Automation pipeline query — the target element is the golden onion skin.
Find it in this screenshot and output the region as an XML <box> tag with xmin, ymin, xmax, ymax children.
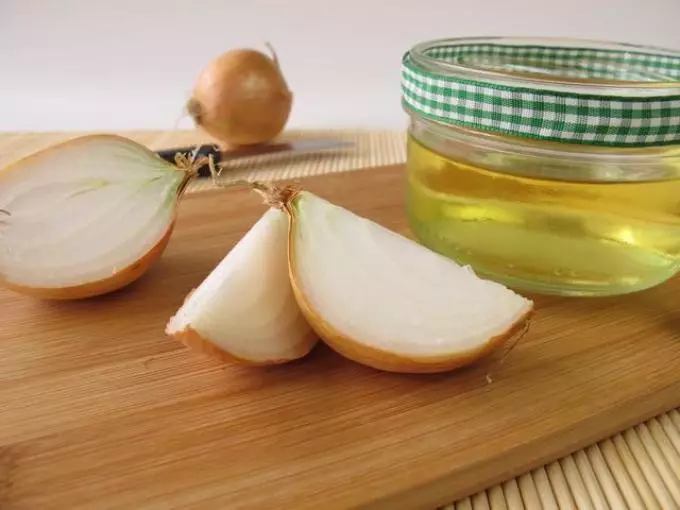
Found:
<box><xmin>188</xmin><ymin>48</ymin><xmax>293</xmax><ymax>147</ymax></box>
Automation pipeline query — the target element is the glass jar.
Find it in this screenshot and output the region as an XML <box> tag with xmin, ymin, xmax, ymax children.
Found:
<box><xmin>402</xmin><ymin>37</ymin><xmax>680</xmax><ymax>296</ymax></box>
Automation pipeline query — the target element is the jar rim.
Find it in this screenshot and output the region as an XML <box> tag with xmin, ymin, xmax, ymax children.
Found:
<box><xmin>402</xmin><ymin>36</ymin><xmax>680</xmax><ymax>147</ymax></box>
<box><xmin>409</xmin><ymin>36</ymin><xmax>680</xmax><ymax>95</ymax></box>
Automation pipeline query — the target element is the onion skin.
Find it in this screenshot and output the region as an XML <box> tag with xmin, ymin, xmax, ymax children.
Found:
<box><xmin>0</xmin><ymin>222</ymin><xmax>175</xmax><ymax>300</ymax></box>
<box><xmin>169</xmin><ymin>324</ymin><xmax>317</xmax><ymax>366</ymax></box>
<box><xmin>286</xmin><ymin>209</ymin><xmax>534</xmax><ymax>374</ymax></box>
<box><xmin>188</xmin><ymin>48</ymin><xmax>293</xmax><ymax>146</ymax></box>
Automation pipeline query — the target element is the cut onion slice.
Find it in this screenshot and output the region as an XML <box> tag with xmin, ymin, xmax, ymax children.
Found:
<box><xmin>166</xmin><ymin>208</ymin><xmax>317</xmax><ymax>365</ymax></box>
<box><xmin>0</xmin><ymin>135</ymin><xmax>189</xmax><ymax>299</ymax></box>
<box><xmin>286</xmin><ymin>191</ymin><xmax>533</xmax><ymax>373</ymax></box>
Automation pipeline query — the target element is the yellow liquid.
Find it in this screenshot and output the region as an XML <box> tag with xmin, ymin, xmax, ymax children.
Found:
<box><xmin>406</xmin><ymin>136</ymin><xmax>680</xmax><ymax>296</ymax></box>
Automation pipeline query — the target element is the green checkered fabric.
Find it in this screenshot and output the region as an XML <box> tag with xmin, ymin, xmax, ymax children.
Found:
<box><xmin>402</xmin><ymin>43</ymin><xmax>680</xmax><ymax>146</ymax></box>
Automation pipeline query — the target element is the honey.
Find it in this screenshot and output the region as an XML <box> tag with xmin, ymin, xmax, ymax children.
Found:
<box><xmin>406</xmin><ymin>135</ymin><xmax>680</xmax><ymax>296</ymax></box>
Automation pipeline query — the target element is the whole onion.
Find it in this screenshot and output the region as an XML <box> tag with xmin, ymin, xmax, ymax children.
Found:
<box><xmin>187</xmin><ymin>44</ymin><xmax>293</xmax><ymax>147</ymax></box>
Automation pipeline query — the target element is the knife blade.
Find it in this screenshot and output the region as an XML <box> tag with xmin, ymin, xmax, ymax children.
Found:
<box><xmin>155</xmin><ymin>138</ymin><xmax>351</xmax><ymax>178</ymax></box>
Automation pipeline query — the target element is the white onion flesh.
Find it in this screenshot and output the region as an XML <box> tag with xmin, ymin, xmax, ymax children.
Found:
<box><xmin>290</xmin><ymin>191</ymin><xmax>532</xmax><ymax>361</ymax></box>
<box><xmin>166</xmin><ymin>208</ymin><xmax>316</xmax><ymax>364</ymax></box>
<box><xmin>0</xmin><ymin>136</ymin><xmax>183</xmax><ymax>290</ymax></box>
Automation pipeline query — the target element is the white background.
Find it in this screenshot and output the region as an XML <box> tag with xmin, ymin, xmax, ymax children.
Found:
<box><xmin>2</xmin><ymin>0</ymin><xmax>679</xmax><ymax>132</ymax></box>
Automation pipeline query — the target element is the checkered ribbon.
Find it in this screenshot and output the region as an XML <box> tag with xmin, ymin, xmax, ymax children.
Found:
<box><xmin>401</xmin><ymin>44</ymin><xmax>680</xmax><ymax>146</ymax></box>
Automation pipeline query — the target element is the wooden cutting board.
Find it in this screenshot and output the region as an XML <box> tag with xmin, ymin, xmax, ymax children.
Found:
<box><xmin>2</xmin><ymin>164</ymin><xmax>679</xmax><ymax>510</ymax></box>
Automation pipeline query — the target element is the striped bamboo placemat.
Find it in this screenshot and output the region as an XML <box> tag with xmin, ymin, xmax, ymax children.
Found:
<box><xmin>0</xmin><ymin>129</ymin><xmax>407</xmax><ymax>190</ymax></box>
<box><xmin>1</xmin><ymin>129</ymin><xmax>678</xmax><ymax>509</ymax></box>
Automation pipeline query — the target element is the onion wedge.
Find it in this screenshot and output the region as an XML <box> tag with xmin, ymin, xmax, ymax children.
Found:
<box><xmin>166</xmin><ymin>208</ymin><xmax>317</xmax><ymax>365</ymax></box>
<box><xmin>283</xmin><ymin>189</ymin><xmax>533</xmax><ymax>373</ymax></box>
<box><xmin>0</xmin><ymin>135</ymin><xmax>193</xmax><ymax>300</ymax></box>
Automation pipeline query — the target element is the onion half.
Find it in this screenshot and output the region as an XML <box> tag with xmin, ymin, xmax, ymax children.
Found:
<box><xmin>283</xmin><ymin>190</ymin><xmax>533</xmax><ymax>373</ymax></box>
<box><xmin>166</xmin><ymin>208</ymin><xmax>317</xmax><ymax>365</ymax></box>
<box><xmin>0</xmin><ymin>135</ymin><xmax>193</xmax><ymax>300</ymax></box>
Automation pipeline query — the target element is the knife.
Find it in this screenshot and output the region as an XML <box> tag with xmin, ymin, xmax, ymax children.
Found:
<box><xmin>155</xmin><ymin>138</ymin><xmax>351</xmax><ymax>178</ymax></box>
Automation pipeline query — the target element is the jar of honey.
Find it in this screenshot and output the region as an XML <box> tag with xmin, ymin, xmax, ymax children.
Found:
<box><xmin>402</xmin><ymin>37</ymin><xmax>680</xmax><ymax>296</ymax></box>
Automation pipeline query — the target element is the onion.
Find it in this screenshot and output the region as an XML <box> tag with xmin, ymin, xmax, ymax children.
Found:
<box><xmin>269</xmin><ymin>185</ymin><xmax>532</xmax><ymax>373</ymax></box>
<box><xmin>165</xmin><ymin>207</ymin><xmax>316</xmax><ymax>365</ymax></box>
<box><xmin>169</xmin><ymin>183</ymin><xmax>534</xmax><ymax>373</ymax></box>
<box><xmin>0</xmin><ymin>134</ymin><xmax>200</xmax><ymax>300</ymax></box>
<box><xmin>187</xmin><ymin>44</ymin><xmax>293</xmax><ymax>147</ymax></box>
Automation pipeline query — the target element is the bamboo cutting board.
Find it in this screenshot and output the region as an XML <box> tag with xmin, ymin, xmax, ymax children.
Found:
<box><xmin>1</xmin><ymin>164</ymin><xmax>679</xmax><ymax>510</ymax></box>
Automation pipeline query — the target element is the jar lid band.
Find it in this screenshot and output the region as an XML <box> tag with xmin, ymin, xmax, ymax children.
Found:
<box><xmin>402</xmin><ymin>42</ymin><xmax>680</xmax><ymax>147</ymax></box>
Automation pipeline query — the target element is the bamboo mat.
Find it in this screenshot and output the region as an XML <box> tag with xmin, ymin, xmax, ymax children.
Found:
<box><xmin>0</xmin><ymin>129</ymin><xmax>407</xmax><ymax>190</ymax></box>
<box><xmin>1</xmin><ymin>129</ymin><xmax>679</xmax><ymax>510</ymax></box>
